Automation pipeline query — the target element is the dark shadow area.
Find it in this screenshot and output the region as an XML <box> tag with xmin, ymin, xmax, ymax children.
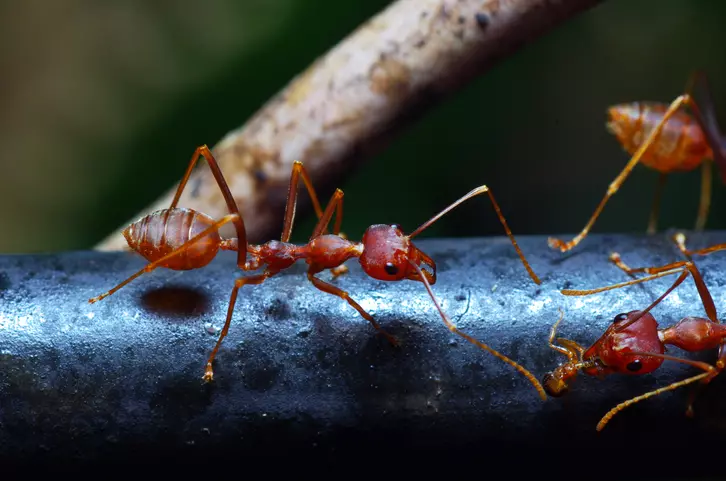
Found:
<box><xmin>140</xmin><ymin>285</ymin><xmax>211</xmax><ymax>319</ymax></box>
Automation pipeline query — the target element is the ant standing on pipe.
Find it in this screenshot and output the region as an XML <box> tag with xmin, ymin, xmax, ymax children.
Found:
<box><xmin>545</xmin><ymin>247</ymin><xmax>726</xmax><ymax>431</ymax></box>
<box><xmin>89</xmin><ymin>145</ymin><xmax>546</xmax><ymax>400</ymax></box>
<box><xmin>549</xmin><ymin>71</ymin><xmax>726</xmax><ymax>253</ymax></box>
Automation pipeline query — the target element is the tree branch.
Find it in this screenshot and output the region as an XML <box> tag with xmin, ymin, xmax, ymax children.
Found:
<box><xmin>95</xmin><ymin>0</ymin><xmax>605</xmax><ymax>251</ymax></box>
<box><xmin>3</xmin><ymin>232</ymin><xmax>725</xmax><ymax>478</ymax></box>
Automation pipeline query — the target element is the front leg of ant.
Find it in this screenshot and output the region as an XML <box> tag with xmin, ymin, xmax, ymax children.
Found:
<box><xmin>306</xmin><ymin>266</ymin><xmax>398</xmax><ymax>346</ymax></box>
<box><xmin>89</xmin><ymin>213</ymin><xmax>241</xmax><ymax>304</ymax></box>
<box><xmin>203</xmin><ymin>271</ymin><xmax>276</xmax><ymax>382</ymax></box>
<box><xmin>548</xmin><ymin>94</ymin><xmax>691</xmax><ymax>253</ymax></box>
<box><xmin>547</xmin><ymin>310</ymin><xmax>584</xmax><ymax>362</ymax></box>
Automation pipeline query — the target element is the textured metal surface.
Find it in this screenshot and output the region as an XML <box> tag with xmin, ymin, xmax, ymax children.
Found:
<box><xmin>1</xmin><ymin>233</ymin><xmax>725</xmax><ymax>478</ymax></box>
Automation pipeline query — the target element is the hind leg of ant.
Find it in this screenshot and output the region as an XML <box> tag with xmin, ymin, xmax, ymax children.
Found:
<box><xmin>306</xmin><ymin>265</ymin><xmax>398</xmax><ymax>347</ymax></box>
<box><xmin>168</xmin><ymin>145</ymin><xmax>248</xmax><ymax>266</ymax></box>
<box><xmin>407</xmin><ymin>260</ymin><xmax>547</xmax><ymax>400</ymax></box>
<box><xmin>646</xmin><ymin>173</ymin><xmax>668</xmax><ymax>235</ymax></box>
<box><xmin>695</xmin><ymin>160</ymin><xmax>713</xmax><ymax>231</ymax></box>
<box><xmin>684</xmin><ymin>72</ymin><xmax>726</xmax><ymax>182</ymax></box>
<box><xmin>407</xmin><ymin>184</ymin><xmax>540</xmax><ymax>285</ymax></box>
<box><xmin>547</xmin><ymin>94</ymin><xmax>692</xmax><ymax>253</ymax></box>
<box><xmin>203</xmin><ymin>271</ymin><xmax>276</xmax><ymax>382</ymax></box>
<box><xmin>89</xmin><ymin>213</ymin><xmax>241</xmax><ymax>304</ymax></box>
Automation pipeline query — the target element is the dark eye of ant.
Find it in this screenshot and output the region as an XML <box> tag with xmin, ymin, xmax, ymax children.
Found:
<box><xmin>626</xmin><ymin>359</ymin><xmax>642</xmax><ymax>372</ymax></box>
<box><xmin>384</xmin><ymin>262</ymin><xmax>399</xmax><ymax>275</ymax></box>
<box><xmin>391</xmin><ymin>224</ymin><xmax>402</xmax><ymax>231</ymax></box>
<box><xmin>613</xmin><ymin>313</ymin><xmax>629</xmax><ymax>323</ymax></box>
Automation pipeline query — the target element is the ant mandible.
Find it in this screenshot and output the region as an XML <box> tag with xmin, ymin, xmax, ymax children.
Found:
<box><xmin>89</xmin><ymin>145</ymin><xmax>546</xmax><ymax>399</ymax></box>
<box><xmin>549</xmin><ymin>71</ymin><xmax>726</xmax><ymax>253</ymax></box>
<box><xmin>544</xmin><ymin>256</ymin><xmax>726</xmax><ymax>431</ymax></box>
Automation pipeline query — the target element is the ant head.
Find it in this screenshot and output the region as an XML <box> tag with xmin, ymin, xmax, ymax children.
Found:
<box><xmin>583</xmin><ymin>310</ymin><xmax>664</xmax><ymax>376</ymax></box>
<box><xmin>359</xmin><ymin>224</ymin><xmax>436</xmax><ymax>283</ymax></box>
<box><xmin>542</xmin><ymin>370</ymin><xmax>571</xmax><ymax>397</ymax></box>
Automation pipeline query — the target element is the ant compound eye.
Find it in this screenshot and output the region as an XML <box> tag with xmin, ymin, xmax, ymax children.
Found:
<box><xmin>391</xmin><ymin>224</ymin><xmax>402</xmax><ymax>232</ymax></box>
<box><xmin>626</xmin><ymin>359</ymin><xmax>642</xmax><ymax>372</ymax></box>
<box><xmin>384</xmin><ymin>262</ymin><xmax>399</xmax><ymax>276</ymax></box>
<box><xmin>613</xmin><ymin>313</ymin><xmax>629</xmax><ymax>323</ymax></box>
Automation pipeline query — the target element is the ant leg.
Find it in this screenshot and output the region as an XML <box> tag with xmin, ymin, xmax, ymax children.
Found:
<box><xmin>608</xmin><ymin>232</ymin><xmax>693</xmax><ymax>277</ymax></box>
<box><xmin>685</xmin><ymin>71</ymin><xmax>726</xmax><ymax>183</ymax></box>
<box><xmin>566</xmin><ymin>261</ymin><xmax>714</xmax><ymax>333</ymax></box>
<box><xmin>646</xmin><ymin>173</ymin><xmax>668</xmax><ymax>235</ymax></box>
<box><xmin>562</xmin><ymin>263</ymin><xmax>689</xmax><ymax>297</ymax></box>
<box><xmin>280</xmin><ymin>161</ymin><xmax>326</xmax><ymax>242</ymax></box>
<box><xmin>407</xmin><ymin>185</ymin><xmax>541</xmax><ymax>285</ymax></box>
<box><xmin>170</xmin><ymin>145</ymin><xmax>248</xmax><ymax>267</ymax></box>
<box><xmin>89</xmin><ymin>214</ymin><xmax>241</xmax><ymax>303</ymax></box>
<box><xmin>547</xmin><ymin>94</ymin><xmax>692</xmax><ymax>253</ymax></box>
<box><xmin>280</xmin><ymin>163</ymin><xmax>347</xmax><ymax>277</ymax></box>
<box><xmin>203</xmin><ymin>270</ymin><xmax>276</xmax><ymax>382</ymax></box>
<box><xmin>310</xmin><ymin>189</ymin><xmax>348</xmax><ymax>278</ymax></box>
<box><xmin>596</xmin><ymin>351</ymin><xmax>715</xmax><ymax>431</ymax></box>
<box><xmin>695</xmin><ymin>161</ymin><xmax>713</xmax><ymax>230</ymax></box>
<box><xmin>547</xmin><ymin>309</ymin><xmax>585</xmax><ymax>361</ymax></box>
<box><xmin>669</xmin><ymin>257</ymin><xmax>722</xmax><ymax>416</ymax></box>
<box><xmin>306</xmin><ymin>266</ymin><xmax>398</xmax><ymax>346</ymax></box>
<box><xmin>407</xmin><ymin>260</ymin><xmax>546</xmax><ymax>400</ymax></box>
<box><xmin>310</xmin><ymin>189</ymin><xmax>344</xmax><ymax>239</ymax></box>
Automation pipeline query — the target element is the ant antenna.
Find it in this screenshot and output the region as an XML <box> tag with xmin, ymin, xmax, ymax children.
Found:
<box><xmin>596</xmin><ymin>351</ymin><xmax>715</xmax><ymax>431</ymax></box>
<box><xmin>407</xmin><ymin>185</ymin><xmax>541</xmax><ymax>285</ymax></box>
<box><xmin>408</xmin><ymin>260</ymin><xmax>547</xmax><ymax>400</ymax></box>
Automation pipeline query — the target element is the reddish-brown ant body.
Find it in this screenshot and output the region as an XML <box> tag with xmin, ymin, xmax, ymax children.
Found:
<box><xmin>89</xmin><ymin>145</ymin><xmax>546</xmax><ymax>399</ymax></box>
<box><xmin>545</xmin><ymin>253</ymin><xmax>726</xmax><ymax>431</ymax></box>
<box><xmin>549</xmin><ymin>72</ymin><xmax>726</xmax><ymax>253</ymax></box>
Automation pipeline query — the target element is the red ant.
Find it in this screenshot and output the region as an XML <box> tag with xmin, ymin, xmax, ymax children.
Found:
<box><xmin>89</xmin><ymin>145</ymin><xmax>546</xmax><ymax>399</ymax></box>
<box><xmin>548</xmin><ymin>71</ymin><xmax>726</xmax><ymax>253</ymax></box>
<box><xmin>545</xmin><ymin>248</ymin><xmax>726</xmax><ymax>431</ymax></box>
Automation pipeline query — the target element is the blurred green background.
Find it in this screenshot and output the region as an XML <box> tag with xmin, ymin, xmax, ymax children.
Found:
<box><xmin>2</xmin><ymin>0</ymin><xmax>726</xmax><ymax>253</ymax></box>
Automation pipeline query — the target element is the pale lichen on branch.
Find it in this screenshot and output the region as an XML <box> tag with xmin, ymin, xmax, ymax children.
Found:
<box><xmin>96</xmin><ymin>0</ymin><xmax>605</xmax><ymax>251</ymax></box>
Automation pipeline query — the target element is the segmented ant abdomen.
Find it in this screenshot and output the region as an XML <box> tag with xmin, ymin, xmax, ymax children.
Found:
<box><xmin>607</xmin><ymin>102</ymin><xmax>711</xmax><ymax>172</ymax></box>
<box><xmin>590</xmin><ymin>310</ymin><xmax>664</xmax><ymax>375</ymax></box>
<box><xmin>123</xmin><ymin>208</ymin><xmax>221</xmax><ymax>270</ymax></box>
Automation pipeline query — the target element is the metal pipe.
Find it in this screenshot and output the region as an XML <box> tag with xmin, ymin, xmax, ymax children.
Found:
<box><xmin>1</xmin><ymin>233</ymin><xmax>724</xmax><ymax>478</ymax></box>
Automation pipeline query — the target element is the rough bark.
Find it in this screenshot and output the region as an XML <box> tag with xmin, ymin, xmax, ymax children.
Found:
<box><xmin>95</xmin><ymin>0</ymin><xmax>605</xmax><ymax>251</ymax></box>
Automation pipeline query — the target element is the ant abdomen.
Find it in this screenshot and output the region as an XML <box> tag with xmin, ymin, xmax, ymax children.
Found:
<box><xmin>607</xmin><ymin>102</ymin><xmax>710</xmax><ymax>172</ymax></box>
<box><xmin>123</xmin><ymin>208</ymin><xmax>221</xmax><ymax>270</ymax></box>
